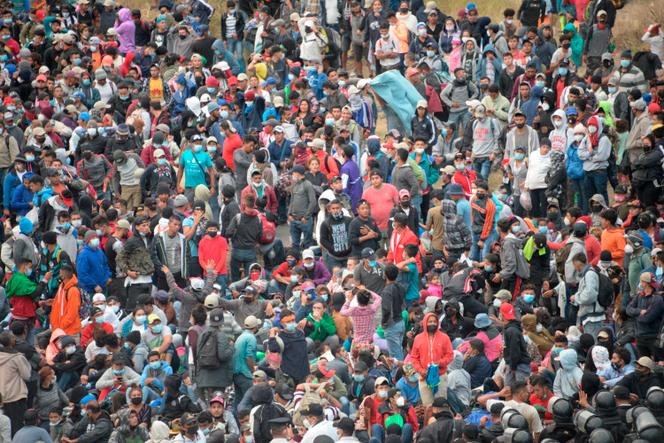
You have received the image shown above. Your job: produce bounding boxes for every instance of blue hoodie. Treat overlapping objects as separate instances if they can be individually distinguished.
[10,182,33,215]
[76,244,112,293]
[553,349,583,399]
[522,85,544,125]
[477,44,503,79]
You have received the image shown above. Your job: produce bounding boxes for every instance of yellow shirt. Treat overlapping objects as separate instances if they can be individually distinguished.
[149,77,165,101]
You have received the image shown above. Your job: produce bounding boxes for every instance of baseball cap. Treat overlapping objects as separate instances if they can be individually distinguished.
[500,303,516,321]
[398,189,410,199]
[253,370,268,381]
[374,376,390,387]
[302,249,315,260]
[147,313,160,324]
[637,356,656,371]
[361,247,376,259]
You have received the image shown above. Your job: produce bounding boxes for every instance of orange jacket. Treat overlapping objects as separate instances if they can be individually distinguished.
[50,275,81,336]
[410,313,454,376]
[387,226,422,272]
[198,235,229,276]
[601,227,626,263]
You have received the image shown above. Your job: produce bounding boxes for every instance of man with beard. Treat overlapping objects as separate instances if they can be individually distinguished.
[617,356,662,399]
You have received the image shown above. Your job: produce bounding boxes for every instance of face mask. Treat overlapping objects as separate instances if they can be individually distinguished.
[369,260,377,267]
[588,126,598,134]
[303,419,312,429]
[193,144,203,153]
[135,315,146,324]
[207,87,216,94]
[426,50,435,57]
[25,154,35,162]
[325,118,335,126]
[608,86,617,94]
[208,231,218,238]
[536,80,545,88]
[536,324,543,333]
[158,158,168,166]
[541,102,550,111]
[427,324,438,333]
[94,316,104,324]
[523,293,535,304]
[553,118,563,128]
[377,390,388,399]
[408,374,419,382]
[493,298,502,309]
[353,374,365,382]
[562,43,571,49]
[620,59,630,68]
[73,58,82,65]
[130,397,142,405]
[574,134,584,143]
[396,397,405,407]
[415,148,425,154]
[418,29,427,37]
[304,262,314,269]
[611,362,621,371]
[50,420,61,427]
[65,345,76,355]
[285,322,297,332]
[113,369,125,376]
[538,226,548,234]
[484,265,493,272]
[625,244,634,254]
[207,146,217,153]
[287,259,297,267]
[446,24,454,31]
[558,67,568,76]
[250,270,261,281]
[455,163,465,170]
[152,324,163,333]
[149,361,161,370]
[111,305,120,313]
[60,222,71,231]
[220,110,229,119]
[72,219,82,228]
[511,225,520,234]
[89,238,100,248]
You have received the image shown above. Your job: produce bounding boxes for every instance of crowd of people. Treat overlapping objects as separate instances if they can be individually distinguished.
[0,0,663,442]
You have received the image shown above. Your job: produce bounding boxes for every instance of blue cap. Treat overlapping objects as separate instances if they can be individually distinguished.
[19,217,33,235]
[79,112,90,121]
[80,393,97,405]
[565,107,578,116]
[207,102,220,113]
[5,63,15,75]
[266,77,277,85]
[217,99,227,106]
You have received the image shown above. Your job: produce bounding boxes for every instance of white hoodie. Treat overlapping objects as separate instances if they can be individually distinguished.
[548,109,574,152]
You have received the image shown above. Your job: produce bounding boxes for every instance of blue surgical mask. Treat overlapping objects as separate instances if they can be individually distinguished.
[89,238,100,248]
[408,374,419,383]
[369,260,377,267]
[149,361,161,370]
[285,322,297,332]
[484,265,493,272]
[95,316,104,324]
[25,154,35,162]
[538,226,548,234]
[325,118,335,126]
[608,86,617,94]
[193,144,203,153]
[113,368,125,375]
[558,67,568,76]
[535,80,545,88]
[523,293,535,304]
[353,374,365,382]
[290,274,298,283]
[515,153,525,160]
[152,324,163,333]
[441,128,448,137]
[73,58,82,65]
[220,110,229,119]
[83,79,91,86]
[60,222,71,231]
[158,158,168,166]
[25,267,33,277]
[656,267,663,278]
[287,259,296,267]
[511,225,520,234]
[620,59,630,68]
[207,87,216,93]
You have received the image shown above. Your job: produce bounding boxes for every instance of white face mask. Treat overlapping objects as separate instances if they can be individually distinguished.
[574,134,584,143]
[563,217,571,226]
[303,418,312,429]
[396,397,405,407]
[553,118,563,128]
[541,102,550,111]
[625,244,634,254]
[378,390,388,399]
[493,298,502,309]
[588,126,598,134]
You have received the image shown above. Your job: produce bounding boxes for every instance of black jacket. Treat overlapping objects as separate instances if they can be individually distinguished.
[226,210,262,249]
[67,410,113,443]
[416,411,456,443]
[220,200,240,238]
[503,320,531,370]
[381,282,406,328]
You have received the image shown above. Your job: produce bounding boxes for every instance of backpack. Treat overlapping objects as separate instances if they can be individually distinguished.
[254,402,289,443]
[197,329,221,369]
[292,385,324,427]
[257,212,275,245]
[594,267,615,308]
[555,242,574,276]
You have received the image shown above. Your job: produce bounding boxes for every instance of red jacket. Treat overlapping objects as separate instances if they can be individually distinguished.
[410,313,454,376]
[198,235,229,276]
[222,132,243,171]
[387,227,422,272]
[141,144,172,166]
[452,170,476,198]
[80,322,114,348]
[240,183,278,214]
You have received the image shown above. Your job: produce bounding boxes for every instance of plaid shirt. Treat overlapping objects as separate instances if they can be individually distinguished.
[339,290,382,344]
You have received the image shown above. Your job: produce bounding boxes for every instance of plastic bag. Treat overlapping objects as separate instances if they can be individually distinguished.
[520,191,532,211]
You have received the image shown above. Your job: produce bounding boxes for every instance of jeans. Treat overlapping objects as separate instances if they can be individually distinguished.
[289,217,313,249]
[448,111,471,138]
[583,170,608,210]
[233,373,253,409]
[473,157,492,181]
[323,251,347,271]
[411,194,422,222]
[504,363,531,387]
[582,320,603,340]
[570,178,587,213]
[370,423,413,443]
[384,321,405,361]
[225,38,244,70]
[216,274,228,298]
[230,248,257,282]
[470,229,498,261]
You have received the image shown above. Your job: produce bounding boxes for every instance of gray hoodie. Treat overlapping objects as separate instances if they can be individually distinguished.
[447,351,471,406]
[441,80,479,114]
[471,117,501,158]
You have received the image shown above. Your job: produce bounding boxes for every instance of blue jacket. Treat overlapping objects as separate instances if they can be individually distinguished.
[139,360,173,390]
[76,245,111,293]
[566,142,585,180]
[10,183,33,215]
[268,139,293,166]
[477,44,503,79]
[3,171,20,209]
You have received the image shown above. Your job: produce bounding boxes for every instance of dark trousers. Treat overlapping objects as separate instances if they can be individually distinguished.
[634,180,658,207]
[5,397,26,436]
[530,188,547,218]
[126,283,156,310]
[637,336,659,359]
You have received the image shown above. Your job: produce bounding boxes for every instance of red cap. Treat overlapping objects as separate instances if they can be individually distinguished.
[500,303,516,321]
[648,102,661,114]
[36,74,47,82]
[244,90,256,101]
[205,76,219,88]
[227,75,238,86]
[35,10,46,21]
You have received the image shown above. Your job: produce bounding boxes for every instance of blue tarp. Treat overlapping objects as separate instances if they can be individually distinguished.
[369,70,424,136]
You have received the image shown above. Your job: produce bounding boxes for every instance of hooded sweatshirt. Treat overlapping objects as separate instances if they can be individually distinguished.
[446,351,471,406]
[0,347,31,402]
[441,200,472,252]
[577,116,611,172]
[410,313,454,376]
[115,8,136,54]
[549,109,574,151]
[553,349,583,399]
[147,420,171,443]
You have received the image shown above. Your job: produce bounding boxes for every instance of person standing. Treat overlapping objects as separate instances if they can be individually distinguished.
[571,253,605,339]
[381,263,405,360]
[151,216,191,290]
[410,313,454,406]
[233,316,260,409]
[0,332,31,436]
[626,272,664,358]
[226,194,263,282]
[524,139,552,217]
[319,199,352,270]
[288,165,317,250]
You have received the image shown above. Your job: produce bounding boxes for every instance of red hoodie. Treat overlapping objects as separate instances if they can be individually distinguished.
[410,313,454,377]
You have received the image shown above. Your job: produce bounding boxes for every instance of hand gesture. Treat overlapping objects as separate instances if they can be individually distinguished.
[43,271,53,282]
[161,265,170,274]
[206,260,216,273]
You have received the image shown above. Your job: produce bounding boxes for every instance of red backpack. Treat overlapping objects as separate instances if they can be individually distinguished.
[258,212,275,245]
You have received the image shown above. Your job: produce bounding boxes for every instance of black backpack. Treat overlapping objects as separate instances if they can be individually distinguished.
[595,268,615,308]
[253,402,289,443]
[197,329,221,369]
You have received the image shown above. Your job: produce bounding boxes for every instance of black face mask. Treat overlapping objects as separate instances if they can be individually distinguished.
[400,199,410,207]
[208,231,218,238]
[567,118,577,125]
[427,324,438,333]
[186,425,199,436]
[562,43,571,49]
[130,397,142,405]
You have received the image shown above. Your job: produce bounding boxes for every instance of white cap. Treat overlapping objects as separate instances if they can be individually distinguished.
[302,249,315,259]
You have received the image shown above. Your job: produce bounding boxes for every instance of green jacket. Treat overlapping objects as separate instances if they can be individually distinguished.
[305,312,337,342]
[563,23,583,68]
